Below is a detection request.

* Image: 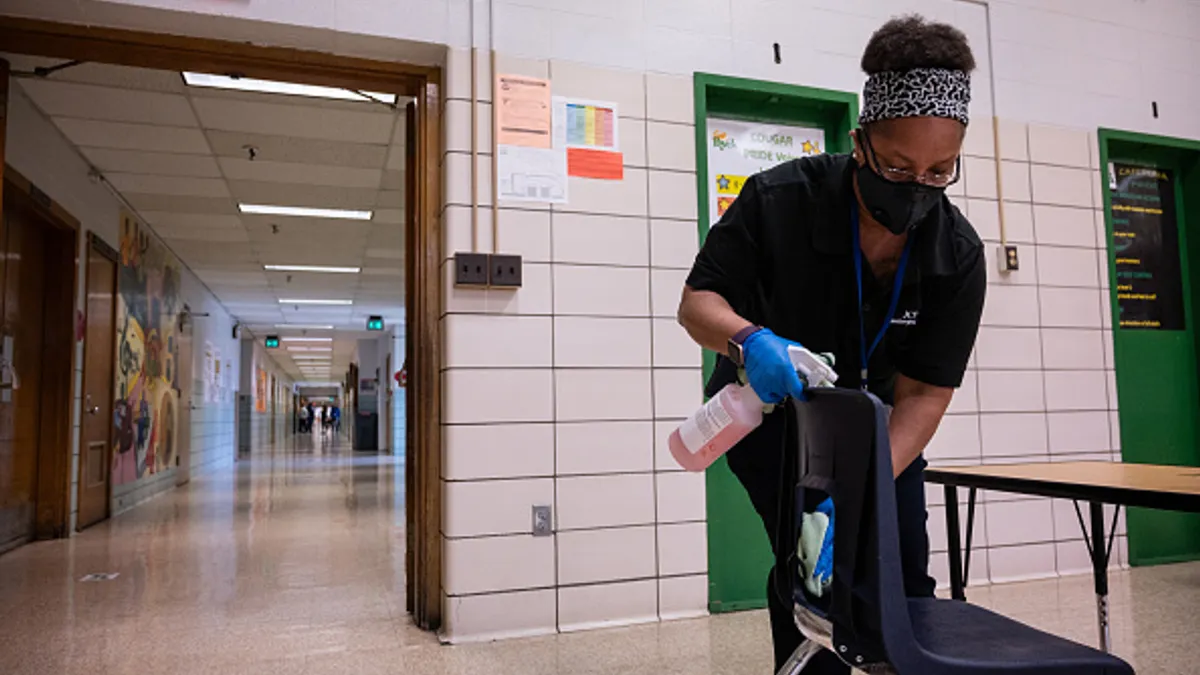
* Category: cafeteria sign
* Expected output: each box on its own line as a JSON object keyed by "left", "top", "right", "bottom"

{"left": 1109, "top": 163, "right": 1184, "bottom": 330}
{"left": 705, "top": 117, "right": 824, "bottom": 226}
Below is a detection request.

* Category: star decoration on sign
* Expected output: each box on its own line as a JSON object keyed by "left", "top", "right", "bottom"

{"left": 717, "top": 175, "right": 731, "bottom": 190}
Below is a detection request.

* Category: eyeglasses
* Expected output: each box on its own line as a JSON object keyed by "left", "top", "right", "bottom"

{"left": 860, "top": 129, "right": 962, "bottom": 188}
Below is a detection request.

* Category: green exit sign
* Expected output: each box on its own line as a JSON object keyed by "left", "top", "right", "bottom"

{"left": 265, "top": 335, "right": 280, "bottom": 348}
{"left": 366, "top": 316, "right": 384, "bottom": 331}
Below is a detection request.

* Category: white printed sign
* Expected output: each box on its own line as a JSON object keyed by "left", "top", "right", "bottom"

{"left": 705, "top": 117, "right": 825, "bottom": 227}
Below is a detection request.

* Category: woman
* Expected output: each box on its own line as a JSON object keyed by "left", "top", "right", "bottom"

{"left": 678, "top": 15, "right": 986, "bottom": 674}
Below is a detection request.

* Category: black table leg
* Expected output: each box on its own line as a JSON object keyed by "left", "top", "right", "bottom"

{"left": 1090, "top": 501, "right": 1112, "bottom": 653}
{"left": 963, "top": 487, "right": 977, "bottom": 584}
{"left": 944, "top": 485, "right": 965, "bottom": 601}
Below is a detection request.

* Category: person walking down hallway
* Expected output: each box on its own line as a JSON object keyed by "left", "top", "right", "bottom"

{"left": 676, "top": 14, "right": 987, "bottom": 674}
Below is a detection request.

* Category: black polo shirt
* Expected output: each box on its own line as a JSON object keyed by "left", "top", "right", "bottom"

{"left": 688, "top": 153, "right": 986, "bottom": 407}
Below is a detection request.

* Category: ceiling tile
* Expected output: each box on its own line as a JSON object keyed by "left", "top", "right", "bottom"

{"left": 106, "top": 173, "right": 230, "bottom": 198}
{"left": 191, "top": 97, "right": 396, "bottom": 144}
{"left": 373, "top": 209, "right": 403, "bottom": 224}
{"left": 41, "top": 62, "right": 186, "bottom": 93}
{"left": 55, "top": 118, "right": 210, "bottom": 154}
{"left": 384, "top": 145, "right": 406, "bottom": 171}
{"left": 123, "top": 193, "right": 237, "bottom": 214}
{"left": 20, "top": 79, "right": 197, "bottom": 126}
{"left": 218, "top": 157, "right": 383, "bottom": 189}
{"left": 366, "top": 248, "right": 404, "bottom": 260}
{"left": 229, "top": 181, "right": 377, "bottom": 210}
{"left": 81, "top": 148, "right": 222, "bottom": 178}
{"left": 157, "top": 226, "right": 249, "bottom": 243}
{"left": 205, "top": 130, "right": 388, "bottom": 169}
{"left": 376, "top": 190, "right": 404, "bottom": 208}
{"left": 139, "top": 212, "right": 244, "bottom": 230}
{"left": 380, "top": 170, "right": 404, "bottom": 191}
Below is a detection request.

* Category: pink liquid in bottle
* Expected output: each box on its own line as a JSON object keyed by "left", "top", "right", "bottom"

{"left": 668, "top": 383, "right": 764, "bottom": 472}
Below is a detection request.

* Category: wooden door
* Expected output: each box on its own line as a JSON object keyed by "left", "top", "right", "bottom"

{"left": 175, "top": 311, "right": 193, "bottom": 486}
{"left": 0, "top": 195, "right": 49, "bottom": 551}
{"left": 78, "top": 236, "right": 117, "bottom": 530}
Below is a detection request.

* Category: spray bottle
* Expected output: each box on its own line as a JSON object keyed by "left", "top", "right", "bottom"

{"left": 668, "top": 345, "right": 837, "bottom": 472}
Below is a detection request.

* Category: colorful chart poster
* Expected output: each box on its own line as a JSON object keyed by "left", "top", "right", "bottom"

{"left": 705, "top": 117, "right": 824, "bottom": 226}
{"left": 1108, "top": 163, "right": 1184, "bottom": 330}
{"left": 556, "top": 98, "right": 619, "bottom": 151}
{"left": 495, "top": 74, "right": 552, "bottom": 148}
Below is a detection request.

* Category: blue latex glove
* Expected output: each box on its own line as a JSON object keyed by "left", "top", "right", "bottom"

{"left": 743, "top": 328, "right": 807, "bottom": 404}
{"left": 813, "top": 497, "right": 835, "bottom": 588}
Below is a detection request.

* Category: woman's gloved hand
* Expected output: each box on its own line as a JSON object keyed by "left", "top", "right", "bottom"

{"left": 742, "top": 328, "right": 807, "bottom": 404}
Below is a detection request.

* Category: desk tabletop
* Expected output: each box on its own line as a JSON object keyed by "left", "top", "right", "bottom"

{"left": 924, "top": 461, "right": 1200, "bottom": 512}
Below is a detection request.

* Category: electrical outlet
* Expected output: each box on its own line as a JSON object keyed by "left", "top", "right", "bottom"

{"left": 454, "top": 252, "right": 489, "bottom": 287}
{"left": 532, "top": 505, "right": 552, "bottom": 536}
{"left": 489, "top": 254, "right": 523, "bottom": 288}
{"left": 997, "top": 245, "right": 1019, "bottom": 273}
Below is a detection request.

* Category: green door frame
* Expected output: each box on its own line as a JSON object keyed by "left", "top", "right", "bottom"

{"left": 693, "top": 73, "right": 858, "bottom": 612}
{"left": 1098, "top": 128, "right": 1200, "bottom": 566}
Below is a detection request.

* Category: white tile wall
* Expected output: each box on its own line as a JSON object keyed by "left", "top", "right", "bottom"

{"left": 443, "top": 478, "right": 555, "bottom": 537}
{"left": 980, "top": 413, "right": 1048, "bottom": 459}
{"left": 1035, "top": 246, "right": 1100, "bottom": 288}
{"left": 443, "top": 423, "right": 556, "bottom": 480}
{"left": 558, "top": 579, "right": 659, "bottom": 632}
{"left": 558, "top": 526, "right": 657, "bottom": 583}
{"left": 658, "top": 575, "right": 708, "bottom": 619}
{"left": 440, "top": 56, "right": 1140, "bottom": 640}
{"left": 557, "top": 421, "right": 654, "bottom": 475}
{"left": 553, "top": 266, "right": 650, "bottom": 316}
{"left": 552, "top": 213, "right": 649, "bottom": 266}
{"left": 557, "top": 474, "right": 656, "bottom": 529}
{"left": 657, "top": 522, "right": 708, "bottom": 576}
{"left": 554, "top": 317, "right": 652, "bottom": 368}
{"left": 443, "top": 536, "right": 555, "bottom": 595}
{"left": 555, "top": 369, "right": 653, "bottom": 422}
{"left": 443, "top": 589, "right": 557, "bottom": 643}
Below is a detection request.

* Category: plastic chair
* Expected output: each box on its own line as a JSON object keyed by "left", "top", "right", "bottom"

{"left": 777, "top": 389, "right": 1135, "bottom": 675}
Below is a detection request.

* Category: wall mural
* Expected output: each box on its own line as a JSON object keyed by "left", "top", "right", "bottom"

{"left": 114, "top": 213, "right": 183, "bottom": 486}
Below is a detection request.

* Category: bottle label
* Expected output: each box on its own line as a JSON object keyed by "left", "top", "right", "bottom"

{"left": 678, "top": 392, "right": 734, "bottom": 453}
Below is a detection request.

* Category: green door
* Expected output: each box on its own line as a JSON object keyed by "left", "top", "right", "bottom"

{"left": 1100, "top": 129, "right": 1200, "bottom": 566}
{"left": 693, "top": 74, "right": 858, "bottom": 612}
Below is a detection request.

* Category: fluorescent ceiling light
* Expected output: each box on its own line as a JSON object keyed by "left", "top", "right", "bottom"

{"left": 282, "top": 337, "right": 334, "bottom": 343}
{"left": 182, "top": 72, "right": 397, "bottom": 104}
{"left": 275, "top": 324, "right": 334, "bottom": 330}
{"left": 287, "top": 347, "right": 333, "bottom": 352}
{"left": 240, "top": 204, "right": 372, "bottom": 220}
{"left": 265, "top": 265, "right": 361, "bottom": 274}
{"left": 279, "top": 299, "right": 353, "bottom": 306}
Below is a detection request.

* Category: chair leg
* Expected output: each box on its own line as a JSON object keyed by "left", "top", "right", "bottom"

{"left": 777, "top": 640, "right": 824, "bottom": 675}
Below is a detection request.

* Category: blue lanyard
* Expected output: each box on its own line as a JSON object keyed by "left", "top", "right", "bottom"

{"left": 851, "top": 206, "right": 913, "bottom": 391}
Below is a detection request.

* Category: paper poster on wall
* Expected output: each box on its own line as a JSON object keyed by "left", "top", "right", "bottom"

{"left": 497, "top": 144, "right": 568, "bottom": 203}
{"left": 553, "top": 96, "right": 623, "bottom": 180}
{"left": 203, "top": 342, "right": 215, "bottom": 403}
{"left": 1108, "top": 163, "right": 1184, "bottom": 330}
{"left": 705, "top": 117, "right": 825, "bottom": 226}
{"left": 495, "top": 74, "right": 552, "bottom": 148}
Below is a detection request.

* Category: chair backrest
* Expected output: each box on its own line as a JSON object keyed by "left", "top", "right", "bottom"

{"left": 785, "top": 388, "right": 919, "bottom": 668}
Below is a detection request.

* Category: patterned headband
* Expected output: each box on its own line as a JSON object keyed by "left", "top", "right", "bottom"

{"left": 859, "top": 68, "right": 971, "bottom": 126}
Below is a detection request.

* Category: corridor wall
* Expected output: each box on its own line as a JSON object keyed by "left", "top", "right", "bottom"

{"left": 5, "top": 83, "right": 243, "bottom": 521}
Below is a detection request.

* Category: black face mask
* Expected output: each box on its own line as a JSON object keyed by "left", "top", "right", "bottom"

{"left": 855, "top": 162, "right": 945, "bottom": 235}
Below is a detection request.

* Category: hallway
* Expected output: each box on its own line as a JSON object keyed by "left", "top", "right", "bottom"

{"left": 2, "top": 437, "right": 1197, "bottom": 675}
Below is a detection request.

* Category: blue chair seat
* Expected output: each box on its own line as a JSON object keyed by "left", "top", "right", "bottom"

{"left": 906, "top": 598, "right": 1133, "bottom": 674}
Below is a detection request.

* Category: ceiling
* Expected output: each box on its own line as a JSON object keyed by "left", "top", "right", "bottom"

{"left": 6, "top": 55, "right": 410, "bottom": 382}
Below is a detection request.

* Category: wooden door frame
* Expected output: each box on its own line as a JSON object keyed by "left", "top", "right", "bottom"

{"left": 78, "top": 232, "right": 118, "bottom": 528}
{"left": 2, "top": 167, "right": 81, "bottom": 540}
{"left": 0, "top": 16, "right": 444, "bottom": 628}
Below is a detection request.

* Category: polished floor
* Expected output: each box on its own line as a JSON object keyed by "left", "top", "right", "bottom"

{"left": 0, "top": 434, "right": 1196, "bottom": 675}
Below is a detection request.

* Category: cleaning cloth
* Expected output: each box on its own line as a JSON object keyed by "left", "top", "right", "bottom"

{"left": 797, "top": 497, "right": 835, "bottom": 597}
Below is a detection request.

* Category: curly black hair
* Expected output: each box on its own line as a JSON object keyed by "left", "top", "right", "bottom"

{"left": 861, "top": 14, "right": 976, "bottom": 74}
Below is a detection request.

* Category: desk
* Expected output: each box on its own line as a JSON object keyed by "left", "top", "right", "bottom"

{"left": 924, "top": 461, "right": 1200, "bottom": 653}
